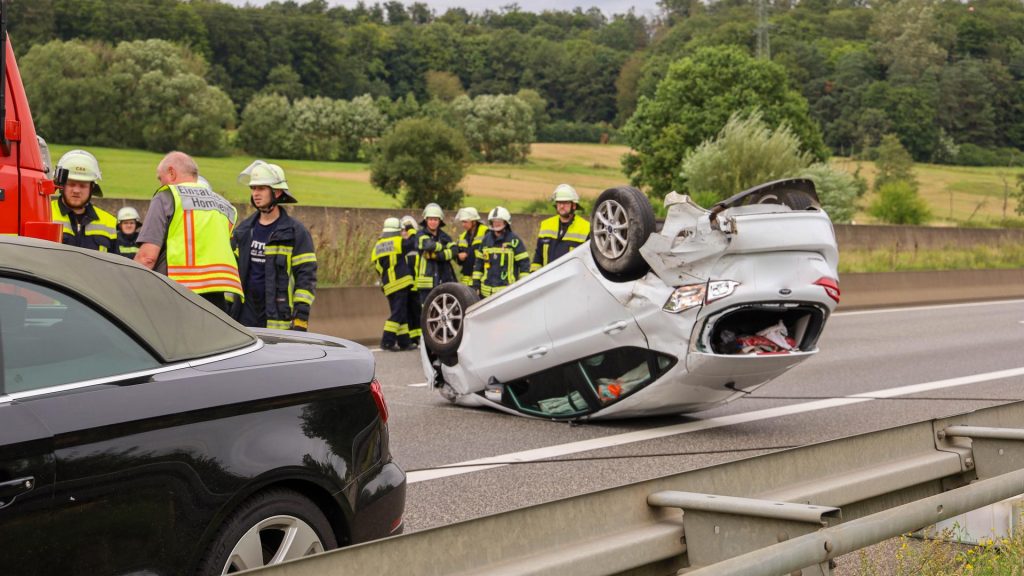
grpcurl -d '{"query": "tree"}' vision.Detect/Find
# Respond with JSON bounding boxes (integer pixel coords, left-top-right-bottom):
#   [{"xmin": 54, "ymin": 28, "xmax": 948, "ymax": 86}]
[
  {"xmin": 868, "ymin": 0, "xmax": 946, "ymax": 85},
  {"xmin": 869, "ymin": 181, "xmax": 931, "ymax": 225},
  {"xmin": 623, "ymin": 45, "xmax": 827, "ymax": 200},
  {"xmin": 448, "ymin": 94, "xmax": 535, "ymax": 163},
  {"xmin": 873, "ymin": 134, "xmax": 918, "ymax": 192},
  {"xmin": 238, "ymin": 94, "xmax": 296, "ymax": 159},
  {"xmin": 424, "ymin": 70, "xmax": 465, "ymax": 102},
  {"xmin": 370, "ymin": 118, "xmax": 471, "ymax": 208},
  {"xmin": 798, "ymin": 164, "xmax": 861, "ymax": 224},
  {"xmin": 262, "ymin": 65, "xmax": 304, "ymax": 100},
  {"xmin": 680, "ymin": 112, "xmax": 814, "ymax": 206}
]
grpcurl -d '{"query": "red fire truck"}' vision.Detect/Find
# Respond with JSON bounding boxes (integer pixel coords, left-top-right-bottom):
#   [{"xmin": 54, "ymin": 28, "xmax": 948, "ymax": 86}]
[{"xmin": 0, "ymin": 4, "xmax": 60, "ymax": 242}]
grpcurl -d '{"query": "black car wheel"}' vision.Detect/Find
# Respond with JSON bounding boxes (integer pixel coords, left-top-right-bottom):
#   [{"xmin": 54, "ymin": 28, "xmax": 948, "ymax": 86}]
[
  {"xmin": 198, "ymin": 489, "xmax": 337, "ymax": 575},
  {"xmin": 422, "ymin": 282, "xmax": 479, "ymax": 356},
  {"xmin": 591, "ymin": 186, "xmax": 655, "ymax": 281}
]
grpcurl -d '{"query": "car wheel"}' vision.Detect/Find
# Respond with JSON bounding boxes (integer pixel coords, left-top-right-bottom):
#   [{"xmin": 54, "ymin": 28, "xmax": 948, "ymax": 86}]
[
  {"xmin": 197, "ymin": 489, "xmax": 337, "ymax": 575},
  {"xmin": 591, "ymin": 186, "xmax": 655, "ymax": 281},
  {"xmin": 421, "ymin": 282, "xmax": 479, "ymax": 356}
]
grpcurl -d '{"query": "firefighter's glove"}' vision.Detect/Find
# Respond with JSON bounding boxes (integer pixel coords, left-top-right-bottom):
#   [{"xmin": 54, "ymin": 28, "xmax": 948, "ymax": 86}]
[{"xmin": 291, "ymin": 318, "xmax": 309, "ymax": 332}]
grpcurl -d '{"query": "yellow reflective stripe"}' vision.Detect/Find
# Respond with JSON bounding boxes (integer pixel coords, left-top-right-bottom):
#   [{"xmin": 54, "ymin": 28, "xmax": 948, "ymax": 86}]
[
  {"xmin": 531, "ymin": 262, "xmax": 541, "ymax": 272},
  {"xmin": 268, "ymin": 319, "xmax": 291, "ymax": 330},
  {"xmin": 542, "ymin": 244, "xmax": 549, "ymax": 266},
  {"xmin": 397, "ymin": 324, "xmax": 409, "ymax": 335},
  {"xmin": 167, "ymin": 264, "xmax": 241, "ymax": 276},
  {"xmin": 85, "ymin": 223, "xmax": 117, "ymax": 237},
  {"xmin": 384, "ymin": 320, "xmax": 401, "ymax": 333},
  {"xmin": 293, "ymin": 289, "xmax": 315, "ymax": 305},
  {"xmin": 461, "ymin": 276, "xmax": 474, "ymax": 286},
  {"xmin": 265, "ymin": 245, "xmax": 293, "ymax": 256},
  {"xmin": 537, "ymin": 229, "xmax": 558, "ymax": 239},
  {"xmin": 409, "ymin": 328, "xmax": 422, "ymax": 339},
  {"xmin": 514, "ymin": 252, "xmax": 529, "ymax": 261},
  {"xmin": 563, "ymin": 233, "xmax": 588, "ymax": 242},
  {"xmin": 292, "ymin": 253, "xmax": 316, "ymax": 266},
  {"xmin": 382, "ymin": 276, "xmax": 413, "ymax": 296}
]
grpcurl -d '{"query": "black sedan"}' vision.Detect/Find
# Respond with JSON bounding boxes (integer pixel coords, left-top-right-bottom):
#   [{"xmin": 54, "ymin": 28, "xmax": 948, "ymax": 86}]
[{"xmin": 0, "ymin": 237, "xmax": 405, "ymax": 575}]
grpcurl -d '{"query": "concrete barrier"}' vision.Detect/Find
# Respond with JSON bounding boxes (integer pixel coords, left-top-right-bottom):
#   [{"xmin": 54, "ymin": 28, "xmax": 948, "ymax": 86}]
[{"xmin": 310, "ymin": 269, "xmax": 1024, "ymax": 345}]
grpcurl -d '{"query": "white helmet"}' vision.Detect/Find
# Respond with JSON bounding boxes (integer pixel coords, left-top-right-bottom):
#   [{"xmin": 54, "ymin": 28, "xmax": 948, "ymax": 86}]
[
  {"xmin": 551, "ymin": 183, "xmax": 579, "ymax": 204},
  {"xmin": 455, "ymin": 207, "xmax": 482, "ymax": 222},
  {"xmin": 422, "ymin": 203, "xmax": 445, "ymax": 222},
  {"xmin": 117, "ymin": 206, "xmax": 141, "ymax": 223},
  {"xmin": 488, "ymin": 206, "xmax": 511, "ymax": 224},
  {"xmin": 238, "ymin": 160, "xmax": 296, "ymax": 203},
  {"xmin": 56, "ymin": 149, "xmax": 103, "ymax": 196},
  {"xmin": 382, "ymin": 217, "xmax": 402, "ymax": 233},
  {"xmin": 397, "ymin": 214, "xmax": 417, "ymax": 229}
]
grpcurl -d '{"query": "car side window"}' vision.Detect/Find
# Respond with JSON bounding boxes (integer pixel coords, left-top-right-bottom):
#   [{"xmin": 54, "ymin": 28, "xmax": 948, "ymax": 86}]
[
  {"xmin": 503, "ymin": 347, "xmax": 676, "ymax": 418},
  {"xmin": 0, "ymin": 277, "xmax": 161, "ymax": 395}
]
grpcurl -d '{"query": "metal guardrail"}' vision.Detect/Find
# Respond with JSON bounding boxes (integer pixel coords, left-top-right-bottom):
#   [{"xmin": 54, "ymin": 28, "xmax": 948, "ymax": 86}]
[{"xmin": 254, "ymin": 401, "xmax": 1024, "ymax": 576}]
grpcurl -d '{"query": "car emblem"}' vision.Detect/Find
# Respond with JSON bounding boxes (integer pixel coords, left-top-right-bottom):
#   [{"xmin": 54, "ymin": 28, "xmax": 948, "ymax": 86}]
[{"xmin": 779, "ymin": 288, "xmax": 792, "ymax": 295}]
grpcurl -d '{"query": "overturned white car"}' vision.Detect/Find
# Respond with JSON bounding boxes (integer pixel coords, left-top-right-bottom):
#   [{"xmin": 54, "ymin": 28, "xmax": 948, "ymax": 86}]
[{"xmin": 420, "ymin": 179, "xmax": 840, "ymax": 420}]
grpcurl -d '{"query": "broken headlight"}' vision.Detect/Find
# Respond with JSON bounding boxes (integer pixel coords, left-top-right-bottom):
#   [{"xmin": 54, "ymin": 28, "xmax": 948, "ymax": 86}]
[
  {"xmin": 663, "ymin": 284, "xmax": 706, "ymax": 314},
  {"xmin": 706, "ymin": 280, "xmax": 740, "ymax": 303}
]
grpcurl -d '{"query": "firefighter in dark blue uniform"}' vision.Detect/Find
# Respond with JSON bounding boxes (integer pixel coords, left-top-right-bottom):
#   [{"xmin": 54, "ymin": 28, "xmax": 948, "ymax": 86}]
[{"xmin": 372, "ymin": 217, "xmax": 416, "ymax": 351}]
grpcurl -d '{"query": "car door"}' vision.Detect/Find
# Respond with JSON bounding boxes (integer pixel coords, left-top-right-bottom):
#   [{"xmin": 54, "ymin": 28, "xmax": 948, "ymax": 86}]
[
  {"xmin": 0, "ymin": 403, "xmax": 55, "ymax": 576},
  {"xmin": 0, "ymin": 275, "xmax": 176, "ymax": 575},
  {"xmin": 542, "ymin": 256, "xmax": 647, "ymax": 364}
]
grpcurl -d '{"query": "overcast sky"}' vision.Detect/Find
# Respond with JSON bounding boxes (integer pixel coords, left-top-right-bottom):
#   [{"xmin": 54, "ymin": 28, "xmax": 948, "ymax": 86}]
[{"xmin": 225, "ymin": 0, "xmax": 661, "ymax": 18}]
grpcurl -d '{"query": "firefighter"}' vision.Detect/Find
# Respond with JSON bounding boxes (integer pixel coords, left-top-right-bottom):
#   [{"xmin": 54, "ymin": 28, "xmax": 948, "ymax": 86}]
[
  {"xmin": 51, "ymin": 149, "xmax": 118, "ymax": 253},
  {"xmin": 454, "ymin": 207, "xmax": 487, "ymax": 287},
  {"xmin": 415, "ymin": 203, "xmax": 457, "ymax": 304},
  {"xmin": 372, "ymin": 217, "xmax": 416, "ymax": 351},
  {"xmin": 229, "ymin": 161, "xmax": 318, "ymax": 331},
  {"xmin": 532, "ymin": 183, "xmax": 591, "ymax": 272},
  {"xmin": 136, "ymin": 152, "xmax": 241, "ymax": 312},
  {"xmin": 115, "ymin": 206, "xmax": 142, "ymax": 259},
  {"xmin": 400, "ymin": 215, "xmax": 422, "ymax": 346},
  {"xmin": 473, "ymin": 206, "xmax": 529, "ymax": 297}
]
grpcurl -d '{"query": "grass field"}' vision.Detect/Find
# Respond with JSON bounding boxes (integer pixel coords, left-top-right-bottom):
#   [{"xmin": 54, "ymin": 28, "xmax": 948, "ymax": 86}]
[{"xmin": 51, "ymin": 143, "xmax": 1024, "ymax": 224}]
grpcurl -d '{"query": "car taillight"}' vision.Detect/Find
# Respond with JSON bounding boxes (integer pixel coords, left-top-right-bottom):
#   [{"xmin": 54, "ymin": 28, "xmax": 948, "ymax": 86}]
[
  {"xmin": 706, "ymin": 280, "xmax": 740, "ymax": 303},
  {"xmin": 814, "ymin": 277, "xmax": 841, "ymax": 303},
  {"xmin": 663, "ymin": 284, "xmax": 706, "ymax": 313},
  {"xmin": 370, "ymin": 378, "xmax": 389, "ymax": 423}
]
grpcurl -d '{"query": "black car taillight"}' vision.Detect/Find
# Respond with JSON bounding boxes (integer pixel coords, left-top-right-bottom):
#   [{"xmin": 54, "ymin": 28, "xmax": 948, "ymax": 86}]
[
  {"xmin": 370, "ymin": 378, "xmax": 389, "ymax": 423},
  {"xmin": 814, "ymin": 277, "xmax": 841, "ymax": 303}
]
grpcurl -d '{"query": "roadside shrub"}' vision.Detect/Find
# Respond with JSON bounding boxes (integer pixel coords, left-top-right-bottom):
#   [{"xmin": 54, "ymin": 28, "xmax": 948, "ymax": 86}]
[
  {"xmin": 873, "ymin": 134, "xmax": 918, "ymax": 192},
  {"xmin": 869, "ymin": 180, "xmax": 931, "ymax": 225},
  {"xmin": 680, "ymin": 112, "xmax": 813, "ymax": 202},
  {"xmin": 799, "ymin": 164, "xmax": 860, "ymax": 224}
]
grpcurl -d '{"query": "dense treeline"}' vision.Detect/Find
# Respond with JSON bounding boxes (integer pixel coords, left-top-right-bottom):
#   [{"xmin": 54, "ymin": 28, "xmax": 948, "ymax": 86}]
[{"xmin": 9, "ymin": 0, "xmax": 1024, "ymax": 168}]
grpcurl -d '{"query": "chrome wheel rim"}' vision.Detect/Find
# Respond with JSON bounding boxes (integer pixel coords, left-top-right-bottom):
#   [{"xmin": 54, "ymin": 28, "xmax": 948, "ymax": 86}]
[
  {"xmin": 426, "ymin": 293, "xmax": 463, "ymax": 345},
  {"xmin": 222, "ymin": 515, "xmax": 324, "ymax": 573},
  {"xmin": 593, "ymin": 199, "xmax": 629, "ymax": 259}
]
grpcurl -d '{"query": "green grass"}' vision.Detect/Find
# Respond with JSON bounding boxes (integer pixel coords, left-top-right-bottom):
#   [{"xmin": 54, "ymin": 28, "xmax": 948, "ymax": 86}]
[
  {"xmin": 49, "ymin": 144, "xmax": 399, "ymax": 208},
  {"xmin": 839, "ymin": 245, "xmax": 1024, "ymax": 273}
]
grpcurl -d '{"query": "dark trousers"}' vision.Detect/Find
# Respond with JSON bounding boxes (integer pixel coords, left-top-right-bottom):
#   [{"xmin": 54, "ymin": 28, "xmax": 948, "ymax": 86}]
[
  {"xmin": 407, "ymin": 289, "xmax": 421, "ymax": 343},
  {"xmin": 382, "ymin": 289, "xmax": 410, "ymax": 349},
  {"xmin": 201, "ymin": 292, "xmax": 229, "ymax": 313}
]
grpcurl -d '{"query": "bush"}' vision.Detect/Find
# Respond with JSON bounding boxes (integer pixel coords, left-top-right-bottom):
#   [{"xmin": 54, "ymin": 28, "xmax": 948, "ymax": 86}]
[
  {"xmin": 537, "ymin": 121, "xmax": 618, "ymax": 143},
  {"xmin": 873, "ymin": 134, "xmax": 917, "ymax": 192},
  {"xmin": 869, "ymin": 180, "xmax": 931, "ymax": 225},
  {"xmin": 954, "ymin": 143, "xmax": 1024, "ymax": 167},
  {"xmin": 370, "ymin": 117, "xmax": 471, "ymax": 209},
  {"xmin": 680, "ymin": 112, "xmax": 813, "ymax": 202},
  {"xmin": 237, "ymin": 94, "xmax": 296, "ymax": 158},
  {"xmin": 448, "ymin": 94, "xmax": 535, "ymax": 163},
  {"xmin": 799, "ymin": 164, "xmax": 860, "ymax": 224}
]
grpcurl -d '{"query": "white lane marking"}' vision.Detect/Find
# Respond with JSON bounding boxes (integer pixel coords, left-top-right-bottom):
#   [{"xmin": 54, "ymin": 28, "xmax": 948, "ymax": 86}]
[
  {"xmin": 407, "ymin": 366, "xmax": 1024, "ymax": 484},
  {"xmin": 835, "ymin": 299, "xmax": 1024, "ymax": 317},
  {"xmin": 407, "ymin": 382, "xmax": 429, "ymax": 387}
]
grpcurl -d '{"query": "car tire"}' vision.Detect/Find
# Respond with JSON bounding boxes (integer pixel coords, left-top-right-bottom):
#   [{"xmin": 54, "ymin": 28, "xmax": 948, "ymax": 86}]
[
  {"xmin": 591, "ymin": 186, "xmax": 655, "ymax": 281},
  {"xmin": 422, "ymin": 282, "xmax": 479, "ymax": 356},
  {"xmin": 197, "ymin": 489, "xmax": 337, "ymax": 575}
]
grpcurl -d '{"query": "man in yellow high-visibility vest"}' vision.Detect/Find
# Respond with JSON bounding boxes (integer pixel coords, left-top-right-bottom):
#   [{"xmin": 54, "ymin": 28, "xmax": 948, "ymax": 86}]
[
  {"xmin": 135, "ymin": 151, "xmax": 242, "ymax": 312},
  {"xmin": 531, "ymin": 183, "xmax": 591, "ymax": 272}
]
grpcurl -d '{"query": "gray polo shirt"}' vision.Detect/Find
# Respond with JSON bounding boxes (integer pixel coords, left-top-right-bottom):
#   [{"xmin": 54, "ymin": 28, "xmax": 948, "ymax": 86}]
[{"xmin": 137, "ymin": 190, "xmax": 174, "ymax": 275}]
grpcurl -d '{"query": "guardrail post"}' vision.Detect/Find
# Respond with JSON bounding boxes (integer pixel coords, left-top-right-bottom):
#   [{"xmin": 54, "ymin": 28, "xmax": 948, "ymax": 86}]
[{"xmin": 647, "ymin": 492, "xmax": 839, "ymax": 574}]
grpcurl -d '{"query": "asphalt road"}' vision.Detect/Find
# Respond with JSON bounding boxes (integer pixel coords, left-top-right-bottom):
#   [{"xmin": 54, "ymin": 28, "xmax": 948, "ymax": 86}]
[{"xmin": 371, "ymin": 299, "xmax": 1024, "ymax": 541}]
